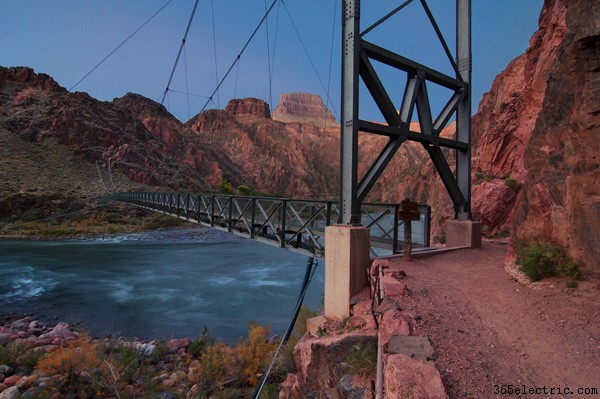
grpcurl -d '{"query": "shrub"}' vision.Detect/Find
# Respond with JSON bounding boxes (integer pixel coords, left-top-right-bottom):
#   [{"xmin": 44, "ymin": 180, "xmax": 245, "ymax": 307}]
[
  {"xmin": 188, "ymin": 327, "xmax": 215, "ymax": 358},
  {"xmin": 516, "ymin": 241, "xmax": 581, "ymax": 282},
  {"xmin": 504, "ymin": 177, "xmax": 522, "ymax": 191},
  {"xmin": 18, "ymin": 348, "xmax": 44, "ymax": 374},
  {"xmin": 102, "ymin": 212, "xmax": 128, "ymax": 225},
  {"xmin": 237, "ymin": 185, "xmax": 254, "ymax": 196},
  {"xmin": 233, "ymin": 322, "xmax": 278, "ymax": 386},
  {"xmin": 218, "ymin": 180, "xmax": 236, "ymax": 194},
  {"xmin": 143, "ymin": 213, "xmax": 185, "ymax": 230},
  {"xmin": 0, "ymin": 341, "xmax": 43, "ymax": 373},
  {"xmin": 344, "ymin": 342, "xmax": 377, "ymax": 376},
  {"xmin": 37, "ymin": 336, "xmax": 105, "ymax": 382},
  {"xmin": 188, "ymin": 342, "xmax": 233, "ymax": 392}
]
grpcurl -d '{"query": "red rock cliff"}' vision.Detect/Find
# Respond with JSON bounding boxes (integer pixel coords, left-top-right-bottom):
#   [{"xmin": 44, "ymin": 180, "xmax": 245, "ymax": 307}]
[
  {"xmin": 511, "ymin": 0, "xmax": 600, "ymax": 272},
  {"xmin": 469, "ymin": 0, "xmax": 568, "ymax": 236},
  {"xmin": 225, "ymin": 97, "xmax": 271, "ymax": 119}
]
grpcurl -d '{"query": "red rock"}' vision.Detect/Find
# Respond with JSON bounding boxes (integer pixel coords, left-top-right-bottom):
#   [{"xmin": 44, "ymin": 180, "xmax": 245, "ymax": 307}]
[
  {"xmin": 384, "ymin": 354, "xmax": 448, "ymax": 399},
  {"xmin": 379, "ymin": 310, "xmax": 412, "ymax": 349},
  {"xmin": 161, "ymin": 378, "xmax": 175, "ymax": 388},
  {"xmin": 381, "ymin": 275, "xmax": 410, "ymax": 297},
  {"xmin": 279, "ymin": 373, "xmax": 302, "ymax": 399},
  {"xmin": 15, "ymin": 375, "xmax": 36, "ymax": 390},
  {"xmin": 511, "ymin": 0, "xmax": 600, "ymax": 271},
  {"xmin": 2, "ymin": 375, "xmax": 21, "ymax": 388},
  {"xmin": 471, "ymin": 179, "xmax": 518, "ymax": 235},
  {"xmin": 225, "ymin": 98, "xmax": 271, "ymax": 119},
  {"xmin": 187, "ymin": 383, "xmax": 200, "ymax": 398},
  {"xmin": 43, "ymin": 345, "xmax": 58, "ymax": 353},
  {"xmin": 166, "ymin": 338, "xmax": 191, "ymax": 352},
  {"xmin": 0, "ymin": 384, "xmax": 6, "ymax": 394},
  {"xmin": 50, "ymin": 323, "xmax": 69, "ymax": 334},
  {"xmin": 289, "ymin": 331, "xmax": 377, "ymax": 395}
]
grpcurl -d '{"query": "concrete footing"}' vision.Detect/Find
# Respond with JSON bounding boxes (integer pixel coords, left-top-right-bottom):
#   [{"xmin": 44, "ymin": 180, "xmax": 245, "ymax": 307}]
[
  {"xmin": 445, "ymin": 219, "xmax": 482, "ymax": 248},
  {"xmin": 324, "ymin": 225, "xmax": 370, "ymax": 320}
]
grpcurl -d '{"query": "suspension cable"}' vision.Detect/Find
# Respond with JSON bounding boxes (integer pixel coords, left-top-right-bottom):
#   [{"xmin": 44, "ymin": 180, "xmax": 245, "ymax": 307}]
[
  {"xmin": 264, "ymin": 0, "xmax": 273, "ymax": 109},
  {"xmin": 269, "ymin": 2, "xmax": 281, "ymax": 100},
  {"xmin": 419, "ymin": 0, "xmax": 462, "ymax": 80},
  {"xmin": 281, "ymin": 0, "xmax": 339, "ymax": 120},
  {"xmin": 210, "ymin": 0, "xmax": 221, "ymax": 108},
  {"xmin": 199, "ymin": 0, "xmax": 279, "ymax": 114},
  {"xmin": 252, "ymin": 256, "xmax": 318, "ymax": 398},
  {"xmin": 159, "ymin": 0, "xmax": 200, "ymax": 107},
  {"xmin": 69, "ymin": 0, "xmax": 173, "ymax": 91}
]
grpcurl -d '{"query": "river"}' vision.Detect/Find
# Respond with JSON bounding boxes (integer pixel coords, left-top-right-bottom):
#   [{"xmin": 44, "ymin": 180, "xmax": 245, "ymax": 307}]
[{"xmin": 0, "ymin": 228, "xmax": 325, "ymax": 342}]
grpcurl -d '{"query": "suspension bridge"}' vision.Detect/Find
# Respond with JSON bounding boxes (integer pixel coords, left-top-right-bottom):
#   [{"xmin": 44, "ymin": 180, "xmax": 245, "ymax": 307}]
[
  {"xmin": 108, "ymin": 191, "xmax": 431, "ymax": 258},
  {"xmin": 78, "ymin": 1, "xmax": 481, "ymax": 395}
]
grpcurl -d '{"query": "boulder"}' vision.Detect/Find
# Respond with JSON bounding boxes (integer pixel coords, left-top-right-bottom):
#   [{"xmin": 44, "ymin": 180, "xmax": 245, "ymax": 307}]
[
  {"xmin": 0, "ymin": 386, "xmax": 20, "ymax": 399},
  {"xmin": 384, "ymin": 354, "xmax": 447, "ymax": 399},
  {"xmin": 166, "ymin": 338, "xmax": 191, "ymax": 353}
]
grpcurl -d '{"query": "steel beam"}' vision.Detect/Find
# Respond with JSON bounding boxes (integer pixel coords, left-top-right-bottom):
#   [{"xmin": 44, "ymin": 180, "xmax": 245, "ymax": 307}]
[
  {"xmin": 357, "ymin": 120, "xmax": 468, "ymax": 151},
  {"xmin": 340, "ymin": 0, "xmax": 361, "ymax": 225},
  {"xmin": 456, "ymin": 0, "xmax": 472, "ymax": 219},
  {"xmin": 362, "ymin": 40, "xmax": 464, "ymax": 91}
]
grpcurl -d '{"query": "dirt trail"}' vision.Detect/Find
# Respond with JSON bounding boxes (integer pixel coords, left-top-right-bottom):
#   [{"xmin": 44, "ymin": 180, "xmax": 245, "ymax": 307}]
[{"xmin": 390, "ymin": 241, "xmax": 600, "ymax": 399}]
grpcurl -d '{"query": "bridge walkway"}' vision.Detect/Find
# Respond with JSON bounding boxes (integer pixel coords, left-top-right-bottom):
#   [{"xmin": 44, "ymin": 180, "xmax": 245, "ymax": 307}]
[{"xmin": 109, "ymin": 191, "xmax": 431, "ymax": 258}]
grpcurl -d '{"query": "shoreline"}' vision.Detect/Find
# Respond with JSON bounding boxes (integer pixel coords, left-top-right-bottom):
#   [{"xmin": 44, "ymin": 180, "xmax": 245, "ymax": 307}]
[{"xmin": 0, "ymin": 316, "xmax": 283, "ymax": 398}]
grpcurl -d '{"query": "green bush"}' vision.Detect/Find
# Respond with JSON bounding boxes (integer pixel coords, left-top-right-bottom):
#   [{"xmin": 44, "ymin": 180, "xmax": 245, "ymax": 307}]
[
  {"xmin": 143, "ymin": 213, "xmax": 185, "ymax": 230},
  {"xmin": 504, "ymin": 177, "xmax": 522, "ymax": 191},
  {"xmin": 0, "ymin": 340, "xmax": 44, "ymax": 374},
  {"xmin": 102, "ymin": 212, "xmax": 128, "ymax": 225},
  {"xmin": 516, "ymin": 241, "xmax": 581, "ymax": 282},
  {"xmin": 237, "ymin": 185, "xmax": 253, "ymax": 196},
  {"xmin": 344, "ymin": 342, "xmax": 377, "ymax": 376},
  {"xmin": 188, "ymin": 328, "xmax": 215, "ymax": 358}
]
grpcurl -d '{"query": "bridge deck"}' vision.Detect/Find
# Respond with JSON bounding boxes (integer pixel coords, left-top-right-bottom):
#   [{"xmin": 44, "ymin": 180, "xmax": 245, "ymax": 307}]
[{"xmin": 109, "ymin": 192, "xmax": 430, "ymax": 258}]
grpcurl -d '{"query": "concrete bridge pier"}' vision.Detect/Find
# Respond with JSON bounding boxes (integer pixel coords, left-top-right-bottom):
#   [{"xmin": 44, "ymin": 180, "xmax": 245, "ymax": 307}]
[{"xmin": 323, "ymin": 225, "xmax": 370, "ymax": 320}]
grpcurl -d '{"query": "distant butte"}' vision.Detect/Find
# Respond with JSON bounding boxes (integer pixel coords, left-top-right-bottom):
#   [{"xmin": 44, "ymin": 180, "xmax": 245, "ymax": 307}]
[{"xmin": 272, "ymin": 92, "xmax": 338, "ymax": 127}]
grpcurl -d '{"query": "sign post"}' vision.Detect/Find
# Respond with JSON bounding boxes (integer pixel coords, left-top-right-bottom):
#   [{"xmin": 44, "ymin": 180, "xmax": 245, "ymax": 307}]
[{"xmin": 399, "ymin": 200, "xmax": 420, "ymax": 261}]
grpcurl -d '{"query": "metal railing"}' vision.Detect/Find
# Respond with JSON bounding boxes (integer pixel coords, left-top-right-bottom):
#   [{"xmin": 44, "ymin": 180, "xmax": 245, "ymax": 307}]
[{"xmin": 109, "ymin": 191, "xmax": 430, "ymax": 258}]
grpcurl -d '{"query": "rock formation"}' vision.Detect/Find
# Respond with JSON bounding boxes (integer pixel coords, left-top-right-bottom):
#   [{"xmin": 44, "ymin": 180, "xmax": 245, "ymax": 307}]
[
  {"xmin": 470, "ymin": 0, "xmax": 568, "ymax": 236},
  {"xmin": 272, "ymin": 92, "xmax": 337, "ymax": 127},
  {"xmin": 225, "ymin": 97, "xmax": 271, "ymax": 119},
  {"xmin": 511, "ymin": 0, "xmax": 600, "ymax": 272},
  {"xmin": 1, "ymin": 0, "xmax": 597, "ymax": 273}
]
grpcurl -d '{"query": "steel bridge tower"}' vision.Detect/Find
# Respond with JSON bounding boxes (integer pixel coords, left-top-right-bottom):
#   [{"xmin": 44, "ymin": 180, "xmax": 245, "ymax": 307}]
[{"xmin": 326, "ymin": 0, "xmax": 480, "ymax": 320}]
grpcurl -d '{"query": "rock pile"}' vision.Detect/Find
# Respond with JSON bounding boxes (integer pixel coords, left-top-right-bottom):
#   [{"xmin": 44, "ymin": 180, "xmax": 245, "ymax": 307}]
[
  {"xmin": 0, "ymin": 317, "xmax": 202, "ymax": 398},
  {"xmin": 279, "ymin": 258, "xmax": 448, "ymax": 399}
]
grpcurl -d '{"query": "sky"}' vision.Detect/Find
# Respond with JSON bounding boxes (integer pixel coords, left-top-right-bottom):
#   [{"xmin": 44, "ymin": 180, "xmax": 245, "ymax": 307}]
[{"xmin": 1, "ymin": 0, "xmax": 544, "ymax": 123}]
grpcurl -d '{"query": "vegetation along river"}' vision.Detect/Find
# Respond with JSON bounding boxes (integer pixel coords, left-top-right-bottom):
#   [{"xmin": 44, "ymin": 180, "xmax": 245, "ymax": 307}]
[{"xmin": 0, "ymin": 228, "xmax": 325, "ymax": 342}]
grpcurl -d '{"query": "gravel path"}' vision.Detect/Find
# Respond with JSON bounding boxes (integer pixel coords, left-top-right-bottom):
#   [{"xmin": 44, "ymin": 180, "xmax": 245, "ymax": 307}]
[{"xmin": 391, "ymin": 241, "xmax": 600, "ymax": 399}]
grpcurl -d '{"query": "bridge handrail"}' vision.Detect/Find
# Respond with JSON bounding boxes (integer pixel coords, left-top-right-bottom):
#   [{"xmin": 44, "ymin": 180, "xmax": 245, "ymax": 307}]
[{"xmin": 107, "ymin": 191, "xmax": 430, "ymax": 257}]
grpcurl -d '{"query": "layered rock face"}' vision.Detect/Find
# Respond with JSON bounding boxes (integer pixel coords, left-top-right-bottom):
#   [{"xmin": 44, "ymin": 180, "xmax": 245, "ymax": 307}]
[
  {"xmin": 225, "ymin": 97, "xmax": 271, "ymax": 119},
  {"xmin": 186, "ymin": 102, "xmax": 339, "ymax": 198},
  {"xmin": 511, "ymin": 0, "xmax": 600, "ymax": 272},
  {"xmin": 0, "ymin": 67, "xmax": 212, "ymax": 193},
  {"xmin": 469, "ymin": 0, "xmax": 568, "ymax": 236},
  {"xmin": 272, "ymin": 92, "xmax": 337, "ymax": 127}
]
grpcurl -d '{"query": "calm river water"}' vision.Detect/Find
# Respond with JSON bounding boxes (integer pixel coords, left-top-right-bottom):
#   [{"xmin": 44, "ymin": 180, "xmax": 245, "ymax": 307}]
[{"xmin": 0, "ymin": 228, "xmax": 324, "ymax": 342}]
